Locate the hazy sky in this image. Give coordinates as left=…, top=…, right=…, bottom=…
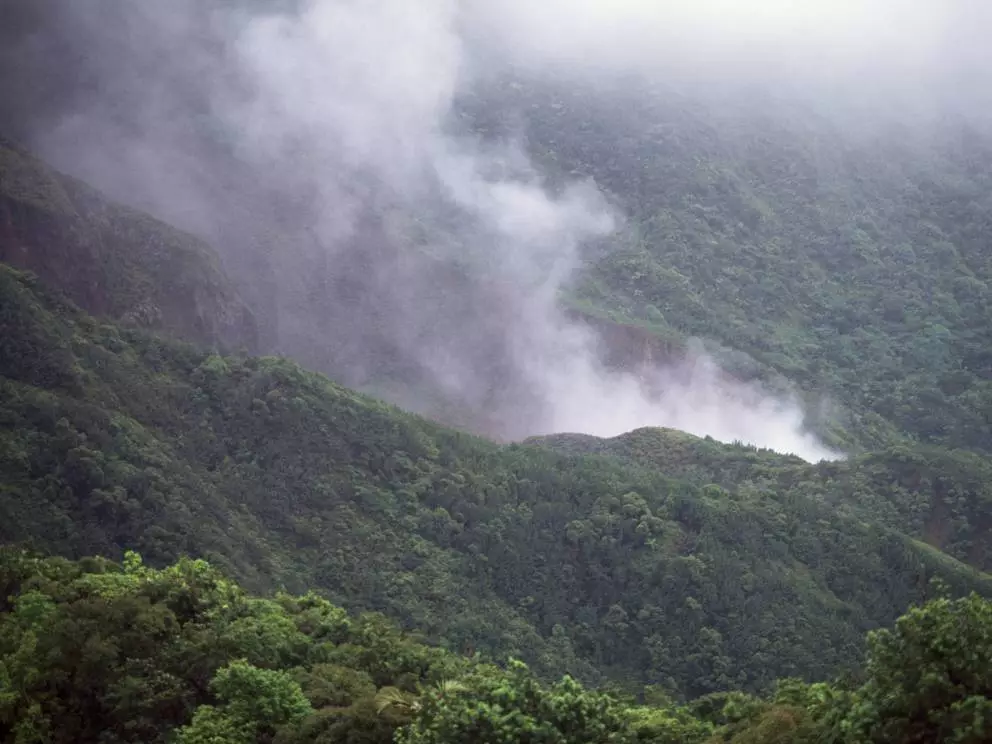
left=469, top=0, right=959, bottom=77
left=463, top=0, right=990, bottom=121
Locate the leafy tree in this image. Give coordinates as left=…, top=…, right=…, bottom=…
left=841, top=593, right=992, bottom=743
left=178, top=661, right=312, bottom=744
left=175, top=706, right=253, bottom=744
left=396, top=660, right=630, bottom=744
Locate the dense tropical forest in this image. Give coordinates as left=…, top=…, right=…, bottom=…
left=2, top=550, right=991, bottom=743
left=458, top=74, right=992, bottom=454
left=2, top=262, right=992, bottom=740
left=2, top=2, right=990, bottom=455
left=3, top=1, right=992, bottom=741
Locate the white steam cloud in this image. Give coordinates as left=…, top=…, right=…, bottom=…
left=8, top=0, right=864, bottom=462
left=533, top=332, right=839, bottom=462
left=211, top=0, right=838, bottom=461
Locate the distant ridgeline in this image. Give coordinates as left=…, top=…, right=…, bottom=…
left=0, top=135, right=257, bottom=351
left=2, top=261, right=992, bottom=710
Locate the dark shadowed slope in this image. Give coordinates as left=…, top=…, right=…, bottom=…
left=0, top=136, right=257, bottom=351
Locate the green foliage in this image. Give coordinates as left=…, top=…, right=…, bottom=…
left=0, top=267, right=80, bottom=390
left=177, top=660, right=312, bottom=743
left=6, top=68, right=992, bottom=744
left=175, top=707, right=253, bottom=744
left=534, top=428, right=992, bottom=574
left=2, top=554, right=988, bottom=743
left=842, top=593, right=992, bottom=743
left=395, top=660, right=630, bottom=744
left=0, top=552, right=454, bottom=744
left=627, top=703, right=713, bottom=744
left=2, top=263, right=992, bottom=703
left=457, top=76, right=992, bottom=455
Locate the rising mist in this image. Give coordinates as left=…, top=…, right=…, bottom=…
left=18, top=0, right=984, bottom=460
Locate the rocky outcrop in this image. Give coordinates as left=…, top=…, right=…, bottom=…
left=0, top=136, right=257, bottom=351
left=563, top=308, right=687, bottom=373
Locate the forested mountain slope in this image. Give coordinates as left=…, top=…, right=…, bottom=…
left=460, top=76, right=992, bottom=453
left=4, top=60, right=991, bottom=455
left=532, top=428, right=992, bottom=574
left=4, top=18, right=991, bottom=455
left=2, top=3, right=992, bottom=741
left=4, top=551, right=991, bottom=744
left=0, top=136, right=257, bottom=351
left=2, top=263, right=991, bottom=701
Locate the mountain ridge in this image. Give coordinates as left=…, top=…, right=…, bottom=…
left=2, top=261, right=990, bottom=703
left=0, top=135, right=258, bottom=352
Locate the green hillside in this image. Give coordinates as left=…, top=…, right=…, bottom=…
left=3, top=550, right=991, bottom=744
left=458, top=77, right=992, bottom=453
left=3, top=4, right=992, bottom=741
left=531, top=428, right=992, bottom=573
left=0, top=136, right=257, bottom=351
left=2, top=263, right=991, bottom=704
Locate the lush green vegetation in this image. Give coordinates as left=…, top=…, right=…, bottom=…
left=532, top=428, right=992, bottom=573
left=2, top=551, right=991, bottom=743
left=458, top=77, right=992, bottom=454
left=3, top=264, right=992, bottom=707
left=3, top=23, right=992, bottom=742
left=5, top=86, right=992, bottom=740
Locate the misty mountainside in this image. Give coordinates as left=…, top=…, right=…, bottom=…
left=457, top=74, right=992, bottom=454
left=11, top=86, right=992, bottom=454
left=3, top=263, right=992, bottom=702
left=7, top=84, right=992, bottom=458
left=0, top=136, right=258, bottom=351
left=4, top=0, right=992, bottom=741
left=2, top=0, right=990, bottom=460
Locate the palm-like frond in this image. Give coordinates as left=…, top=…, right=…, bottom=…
left=374, top=686, right=421, bottom=716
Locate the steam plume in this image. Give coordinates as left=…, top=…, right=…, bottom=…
left=0, top=0, right=859, bottom=461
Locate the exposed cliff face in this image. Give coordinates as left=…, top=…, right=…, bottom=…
left=563, top=309, right=686, bottom=373
left=0, top=137, right=257, bottom=351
